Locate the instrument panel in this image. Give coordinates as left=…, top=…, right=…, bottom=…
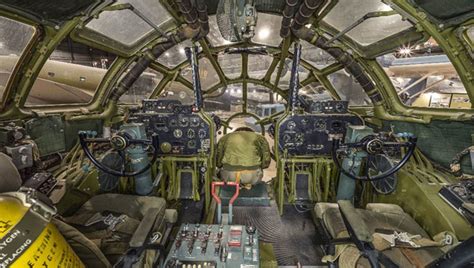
left=129, top=100, right=213, bottom=155
left=277, top=114, right=363, bottom=156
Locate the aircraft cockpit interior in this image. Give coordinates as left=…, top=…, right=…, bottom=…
left=0, top=0, right=473, bottom=267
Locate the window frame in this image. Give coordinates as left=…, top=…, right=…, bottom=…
left=0, top=13, right=39, bottom=111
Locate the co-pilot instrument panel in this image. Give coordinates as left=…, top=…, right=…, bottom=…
left=129, top=99, right=213, bottom=155
left=276, top=100, right=363, bottom=156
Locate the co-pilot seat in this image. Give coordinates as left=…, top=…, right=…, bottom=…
left=315, top=202, right=448, bottom=268
left=216, top=127, right=271, bottom=188
left=0, top=152, right=168, bottom=268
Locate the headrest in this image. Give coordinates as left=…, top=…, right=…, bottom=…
left=0, top=153, right=22, bottom=193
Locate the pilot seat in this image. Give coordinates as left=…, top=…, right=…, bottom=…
left=0, top=152, right=171, bottom=268
left=216, top=126, right=271, bottom=188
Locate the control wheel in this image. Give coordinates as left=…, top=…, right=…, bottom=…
left=78, top=131, right=159, bottom=177
left=331, top=133, right=417, bottom=182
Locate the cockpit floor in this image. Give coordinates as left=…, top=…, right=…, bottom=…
left=232, top=202, right=325, bottom=266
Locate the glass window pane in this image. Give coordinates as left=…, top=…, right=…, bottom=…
left=251, top=13, right=282, bottom=47
left=119, top=67, right=162, bottom=104
left=207, top=15, right=239, bottom=47
left=290, top=40, right=337, bottom=69
left=204, top=84, right=243, bottom=113
left=247, top=83, right=271, bottom=103
left=271, top=58, right=310, bottom=90
left=218, top=53, right=241, bottom=79
left=157, top=40, right=199, bottom=68
left=323, top=0, right=412, bottom=45
left=379, top=51, right=471, bottom=109
left=86, top=0, right=172, bottom=46
left=181, top=57, right=220, bottom=89
left=467, top=26, right=473, bottom=44
left=328, top=70, right=372, bottom=106
left=0, top=16, right=35, bottom=102
left=248, top=54, right=273, bottom=79
left=26, top=38, right=116, bottom=106
left=300, top=82, right=334, bottom=101
left=157, top=81, right=194, bottom=106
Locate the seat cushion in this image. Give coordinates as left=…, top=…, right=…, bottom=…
left=62, top=194, right=167, bottom=266
left=53, top=218, right=111, bottom=268
left=0, top=153, right=22, bottom=193
left=316, top=202, right=444, bottom=267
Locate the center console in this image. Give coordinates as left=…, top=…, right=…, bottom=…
left=164, top=224, right=259, bottom=268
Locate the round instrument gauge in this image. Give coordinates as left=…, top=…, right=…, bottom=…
left=335, top=103, right=345, bottom=113
left=167, top=103, right=177, bottom=112
left=190, top=117, right=200, bottom=127
left=312, top=102, right=322, bottom=113
left=282, top=133, right=292, bottom=143
left=314, top=119, right=327, bottom=131
left=173, top=129, right=183, bottom=138
left=187, top=140, right=196, bottom=148
left=169, top=119, right=178, bottom=127
left=179, top=117, right=189, bottom=127
left=198, top=129, right=207, bottom=139
left=187, top=129, right=195, bottom=138
left=287, top=121, right=296, bottom=130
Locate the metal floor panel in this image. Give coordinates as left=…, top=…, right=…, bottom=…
left=232, top=202, right=325, bottom=266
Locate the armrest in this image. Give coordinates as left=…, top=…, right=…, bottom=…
left=337, top=200, right=372, bottom=243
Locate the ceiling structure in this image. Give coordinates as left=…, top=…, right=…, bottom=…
left=0, top=0, right=472, bottom=123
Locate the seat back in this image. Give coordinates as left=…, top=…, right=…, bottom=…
left=0, top=152, right=22, bottom=193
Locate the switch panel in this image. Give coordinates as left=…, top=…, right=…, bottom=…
left=165, top=224, right=259, bottom=268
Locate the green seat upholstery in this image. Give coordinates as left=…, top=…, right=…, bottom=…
left=315, top=203, right=444, bottom=267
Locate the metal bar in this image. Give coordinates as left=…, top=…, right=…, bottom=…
left=185, top=45, right=203, bottom=110
left=398, top=71, right=436, bottom=95
left=288, top=42, right=302, bottom=112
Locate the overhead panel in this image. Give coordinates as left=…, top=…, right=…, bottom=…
left=85, top=0, right=173, bottom=46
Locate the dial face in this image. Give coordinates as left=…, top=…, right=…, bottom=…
left=173, top=129, right=183, bottom=138
left=187, top=129, right=195, bottom=139
left=313, top=102, right=322, bottom=112
left=335, top=103, right=345, bottom=112
left=314, top=119, right=327, bottom=131
left=287, top=121, right=296, bottom=130
left=167, top=103, right=176, bottom=112
left=198, top=129, right=207, bottom=139
left=190, top=117, right=200, bottom=127
left=169, top=119, right=178, bottom=127
left=179, top=117, right=189, bottom=127
left=187, top=140, right=196, bottom=148
left=295, top=133, right=304, bottom=143
left=282, top=133, right=292, bottom=143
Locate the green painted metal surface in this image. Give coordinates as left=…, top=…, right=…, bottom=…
left=387, top=120, right=474, bottom=174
